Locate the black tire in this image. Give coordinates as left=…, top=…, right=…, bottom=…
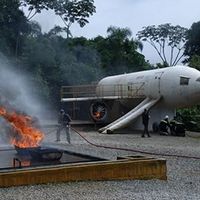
left=89, top=101, right=108, bottom=122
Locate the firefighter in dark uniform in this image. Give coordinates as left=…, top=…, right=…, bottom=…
left=159, top=115, right=171, bottom=135
left=141, top=109, right=151, bottom=137
left=170, top=116, right=186, bottom=136
left=170, top=116, right=178, bottom=136
left=56, top=109, right=72, bottom=143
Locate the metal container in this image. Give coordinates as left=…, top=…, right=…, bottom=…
left=15, top=146, right=63, bottom=161
left=29, top=148, right=63, bottom=161
left=15, top=146, right=41, bottom=156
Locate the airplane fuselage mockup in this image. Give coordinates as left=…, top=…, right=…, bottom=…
left=62, top=66, right=200, bottom=133
left=97, top=65, right=200, bottom=108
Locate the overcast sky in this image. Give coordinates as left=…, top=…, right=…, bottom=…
left=34, top=0, right=200, bottom=64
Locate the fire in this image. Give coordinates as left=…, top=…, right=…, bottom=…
left=0, top=106, right=44, bottom=148
left=94, top=112, right=101, bottom=119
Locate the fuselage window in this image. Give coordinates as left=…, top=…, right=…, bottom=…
left=180, top=77, right=190, bottom=85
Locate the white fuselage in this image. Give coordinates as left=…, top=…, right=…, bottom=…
left=97, top=66, right=200, bottom=108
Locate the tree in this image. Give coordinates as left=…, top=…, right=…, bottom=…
left=28, top=21, right=42, bottom=38
left=56, top=36, right=102, bottom=85
left=107, top=26, right=132, bottom=42
left=188, top=55, right=200, bottom=70
left=55, top=0, right=96, bottom=38
left=0, top=0, right=30, bottom=56
left=21, top=32, right=102, bottom=106
left=137, top=23, right=188, bottom=66
left=184, top=21, right=200, bottom=64
left=90, top=26, right=147, bottom=75
left=20, top=0, right=96, bottom=38
left=21, top=34, right=63, bottom=105
left=47, top=25, right=71, bottom=38
left=20, top=0, right=55, bottom=20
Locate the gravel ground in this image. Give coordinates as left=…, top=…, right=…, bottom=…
left=0, top=127, right=200, bottom=200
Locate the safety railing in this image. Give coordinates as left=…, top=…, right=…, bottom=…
left=61, top=82, right=145, bottom=100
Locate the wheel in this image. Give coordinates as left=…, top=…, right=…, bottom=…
left=90, top=101, right=108, bottom=122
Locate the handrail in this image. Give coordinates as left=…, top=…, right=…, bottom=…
left=61, top=82, right=145, bottom=100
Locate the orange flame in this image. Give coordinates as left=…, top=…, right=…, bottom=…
left=0, top=106, right=44, bottom=148
left=94, top=112, right=101, bottom=119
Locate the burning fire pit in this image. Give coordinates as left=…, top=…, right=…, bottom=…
left=15, top=146, right=63, bottom=161
left=0, top=106, right=63, bottom=162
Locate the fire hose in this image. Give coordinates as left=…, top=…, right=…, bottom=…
left=0, top=126, right=199, bottom=160
left=71, top=127, right=200, bottom=160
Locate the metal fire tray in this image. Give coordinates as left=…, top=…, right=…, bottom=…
left=0, top=146, right=106, bottom=170
left=29, top=148, right=63, bottom=161
left=0, top=147, right=167, bottom=187
left=15, top=146, right=63, bottom=161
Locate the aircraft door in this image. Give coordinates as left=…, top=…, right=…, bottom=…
left=148, top=71, right=164, bottom=98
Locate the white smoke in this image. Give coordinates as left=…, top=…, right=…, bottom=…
left=0, top=54, right=54, bottom=144
left=0, top=60, right=45, bottom=116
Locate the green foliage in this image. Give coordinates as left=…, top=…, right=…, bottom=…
left=0, top=0, right=30, bottom=56
left=155, top=61, right=169, bottom=68
left=21, top=0, right=96, bottom=37
left=178, top=106, right=200, bottom=131
left=57, top=0, right=96, bottom=38
left=21, top=35, right=58, bottom=104
left=89, top=26, right=148, bottom=75
left=20, top=32, right=103, bottom=106
left=107, top=26, right=132, bottom=41
left=28, top=21, right=42, bottom=37
left=184, top=21, right=200, bottom=64
left=137, top=23, right=188, bottom=66
left=188, top=55, right=200, bottom=70
left=54, top=0, right=96, bottom=26
left=56, top=38, right=102, bottom=85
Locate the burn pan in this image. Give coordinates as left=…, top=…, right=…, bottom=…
left=29, top=147, right=63, bottom=161
left=15, top=146, right=41, bottom=156
left=0, top=146, right=107, bottom=170
left=15, top=146, right=63, bottom=161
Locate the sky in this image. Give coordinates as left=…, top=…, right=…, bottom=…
left=34, top=0, right=200, bottom=64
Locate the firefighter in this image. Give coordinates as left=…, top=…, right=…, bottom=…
left=159, top=115, right=171, bottom=135
left=141, top=109, right=151, bottom=137
left=170, top=116, right=186, bottom=136
left=56, top=109, right=72, bottom=143
left=170, top=116, right=179, bottom=136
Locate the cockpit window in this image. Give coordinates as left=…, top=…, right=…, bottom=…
left=180, top=76, right=190, bottom=85
left=196, top=77, right=200, bottom=82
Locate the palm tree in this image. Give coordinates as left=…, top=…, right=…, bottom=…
left=106, top=26, right=143, bottom=51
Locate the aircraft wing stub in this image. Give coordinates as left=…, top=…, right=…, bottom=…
left=61, top=95, right=145, bottom=102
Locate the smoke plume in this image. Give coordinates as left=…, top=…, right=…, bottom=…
left=0, top=54, right=52, bottom=144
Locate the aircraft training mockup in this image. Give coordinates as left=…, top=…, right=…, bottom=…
left=61, top=65, right=200, bottom=133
